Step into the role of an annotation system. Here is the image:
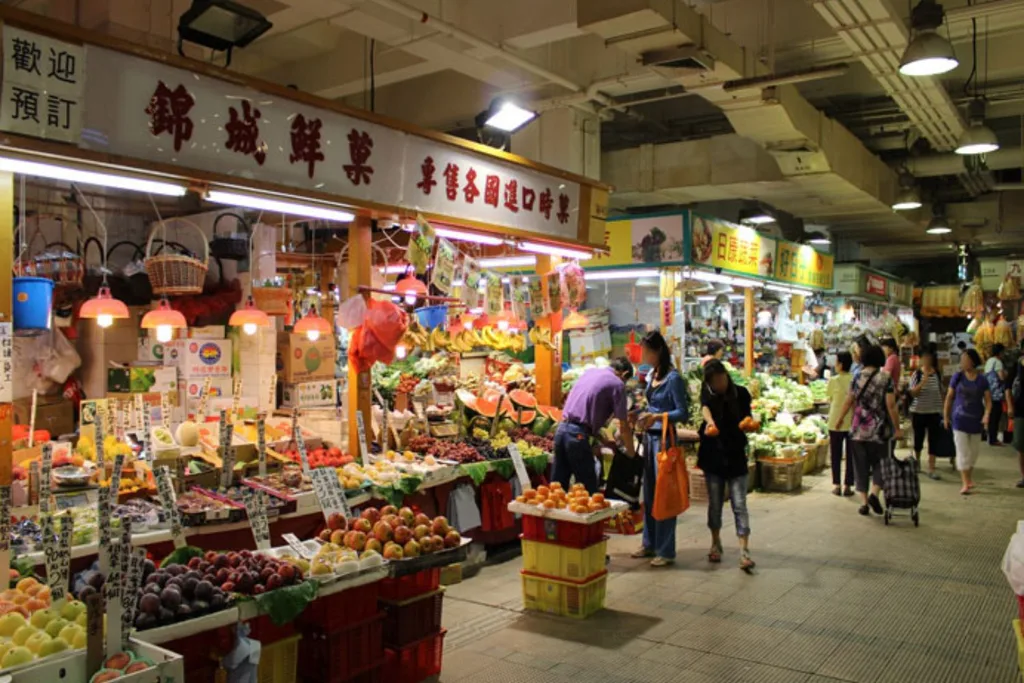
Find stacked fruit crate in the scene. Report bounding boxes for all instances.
[297,582,385,683]
[379,568,447,683]
[518,512,608,619]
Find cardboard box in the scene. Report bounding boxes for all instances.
[179,377,234,416]
[107,367,131,393]
[164,339,232,378]
[277,334,336,383]
[130,365,177,394]
[189,326,226,340]
[282,380,339,408]
[138,338,169,363]
[14,395,74,438]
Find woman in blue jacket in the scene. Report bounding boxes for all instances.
[632,331,689,567]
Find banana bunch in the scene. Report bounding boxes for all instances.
[479,327,526,353]
[528,326,558,350]
[429,328,450,351]
[449,329,482,353]
[401,317,430,350]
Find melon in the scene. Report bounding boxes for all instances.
[508,389,537,410]
[536,406,563,423]
[175,421,200,448]
[515,410,537,425]
[533,417,554,436]
[498,418,517,434]
[497,396,515,416]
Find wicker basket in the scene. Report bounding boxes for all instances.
[14,229,84,290]
[758,457,805,493]
[210,212,250,261]
[145,219,209,296]
[253,286,293,316]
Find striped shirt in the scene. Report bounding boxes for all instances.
[910,369,943,414]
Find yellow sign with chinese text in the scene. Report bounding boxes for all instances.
[774,242,834,289]
[689,215,775,278]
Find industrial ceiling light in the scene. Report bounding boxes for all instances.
[892,187,923,211]
[207,189,355,222]
[955,99,999,155]
[805,232,831,246]
[899,0,958,76]
[926,211,952,235]
[229,295,271,336]
[738,207,775,225]
[80,286,130,328]
[141,298,188,343]
[294,306,331,341]
[0,156,187,196]
[476,98,537,134]
[178,0,272,65]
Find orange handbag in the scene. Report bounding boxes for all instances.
[652,414,690,520]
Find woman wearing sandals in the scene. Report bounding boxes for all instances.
[909,347,945,480]
[632,331,689,567]
[944,348,991,495]
[698,360,755,571]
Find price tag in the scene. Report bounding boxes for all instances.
[121,548,145,649]
[49,515,72,607]
[309,467,350,520]
[132,394,142,430]
[141,408,152,463]
[97,487,112,572]
[104,538,122,603]
[257,413,267,478]
[0,323,12,404]
[197,377,213,420]
[218,409,230,450]
[0,486,10,553]
[28,462,38,507]
[268,373,278,409]
[232,377,242,421]
[28,389,38,447]
[85,592,104,675]
[244,490,271,550]
[155,466,186,548]
[40,514,61,600]
[161,392,171,429]
[39,443,53,514]
[116,400,126,441]
[110,454,125,497]
[356,411,369,464]
[507,444,532,493]
[373,389,389,451]
[221,446,237,490]
[295,428,310,476]
[282,533,314,558]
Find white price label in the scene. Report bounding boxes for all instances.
[309,467,350,520]
[39,443,53,513]
[0,486,10,553]
[507,444,532,493]
[95,416,105,470]
[133,394,144,430]
[268,373,278,409]
[104,538,122,603]
[232,377,242,420]
[42,514,70,604]
[244,490,271,550]
[141,409,152,463]
[97,486,112,549]
[198,377,213,420]
[161,392,171,428]
[221,446,237,489]
[295,429,310,476]
[110,454,125,497]
[257,414,267,478]
[155,466,186,547]
[356,411,369,464]
[0,323,12,403]
[218,409,229,448]
[282,533,314,559]
[121,548,145,649]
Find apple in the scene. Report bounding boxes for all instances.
[380,505,398,517]
[352,518,373,534]
[444,530,462,548]
[403,540,421,558]
[413,513,431,528]
[431,517,450,536]
[413,524,430,541]
[330,530,346,546]
[394,526,413,545]
[373,521,394,544]
[430,535,446,553]
[361,508,381,524]
[398,507,416,527]
[318,529,332,543]
[382,543,404,560]
[364,538,383,554]
[382,514,401,530]
[346,531,367,552]
[326,513,347,532]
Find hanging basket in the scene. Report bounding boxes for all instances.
[210,212,250,261]
[144,219,209,296]
[253,286,293,316]
[14,240,84,290]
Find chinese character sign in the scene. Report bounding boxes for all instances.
[0,27,85,143]
[689,215,775,278]
[774,242,834,289]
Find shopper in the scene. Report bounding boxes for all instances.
[702,339,725,367]
[851,335,870,381]
[944,349,992,495]
[834,344,902,516]
[909,347,945,480]
[1008,354,1024,487]
[632,331,688,567]
[827,351,854,496]
[553,357,636,493]
[881,338,902,389]
[698,360,755,571]
[984,343,1007,446]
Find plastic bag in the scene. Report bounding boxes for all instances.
[652,419,689,520]
[1002,526,1024,595]
[40,329,81,384]
[336,295,368,330]
[364,299,408,349]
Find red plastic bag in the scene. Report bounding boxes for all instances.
[364,299,408,348]
[652,416,689,520]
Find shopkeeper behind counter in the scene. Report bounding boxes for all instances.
[553,358,637,493]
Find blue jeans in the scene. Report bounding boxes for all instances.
[705,472,750,537]
[641,432,677,560]
[552,422,599,493]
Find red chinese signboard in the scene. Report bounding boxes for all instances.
[865,274,887,296]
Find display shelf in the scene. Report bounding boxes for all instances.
[16,528,174,566]
[134,606,241,645]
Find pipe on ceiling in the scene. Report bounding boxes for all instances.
[905,147,1024,177]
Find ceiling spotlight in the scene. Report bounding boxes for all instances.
[956,99,999,155]
[899,0,958,76]
[178,0,272,65]
[892,187,923,211]
[805,232,831,246]
[476,98,537,134]
[738,206,775,225]
[926,215,952,235]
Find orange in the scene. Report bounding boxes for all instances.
[536,486,550,497]
[515,496,526,503]
[35,587,50,603]
[24,584,42,597]
[592,493,605,504]
[542,500,556,509]
[588,502,603,512]
[549,482,563,491]
[522,489,536,500]
[24,599,45,613]
[11,594,28,606]
[15,578,37,593]
[0,590,17,602]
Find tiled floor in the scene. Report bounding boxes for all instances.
[440,443,1024,682]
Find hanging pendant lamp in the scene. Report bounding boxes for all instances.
[395,274,428,306]
[230,295,271,336]
[141,298,187,343]
[80,286,130,328]
[294,305,332,341]
[563,310,589,330]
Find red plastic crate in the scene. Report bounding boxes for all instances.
[299,612,384,683]
[379,567,441,602]
[381,589,444,648]
[299,580,380,632]
[247,613,297,643]
[521,514,604,549]
[384,629,447,683]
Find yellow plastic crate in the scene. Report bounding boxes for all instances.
[1015,620,1024,683]
[521,537,607,581]
[258,634,301,683]
[521,570,607,619]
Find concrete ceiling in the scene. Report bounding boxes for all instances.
[11,0,1024,274]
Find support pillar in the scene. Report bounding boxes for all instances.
[0,172,12,591]
[347,216,372,460]
[534,255,562,407]
[744,288,754,377]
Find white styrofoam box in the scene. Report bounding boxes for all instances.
[188,325,226,339]
[150,366,178,394]
[179,376,233,415]
[138,337,170,362]
[164,339,232,377]
[568,330,612,365]
[281,379,339,408]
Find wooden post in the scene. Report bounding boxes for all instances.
[347,217,373,460]
[534,255,562,407]
[0,172,12,594]
[791,294,805,320]
[744,287,754,377]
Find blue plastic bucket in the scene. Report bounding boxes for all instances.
[415,305,448,330]
[13,277,53,332]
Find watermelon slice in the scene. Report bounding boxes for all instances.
[497,396,515,416]
[508,389,537,410]
[474,397,501,419]
[456,389,478,407]
[537,405,563,422]
[515,410,537,425]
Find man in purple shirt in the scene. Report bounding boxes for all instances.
[553,357,637,493]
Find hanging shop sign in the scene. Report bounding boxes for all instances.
[590,212,687,267]
[0,26,85,143]
[775,241,834,289]
[978,257,1024,292]
[689,214,776,278]
[0,20,604,244]
[865,273,887,297]
[832,264,910,305]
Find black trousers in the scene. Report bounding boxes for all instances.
[911,412,942,455]
[829,430,854,487]
[985,400,1004,445]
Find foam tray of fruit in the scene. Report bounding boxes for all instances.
[508,486,628,525]
[211,486,294,518]
[175,490,245,526]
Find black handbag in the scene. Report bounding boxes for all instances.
[604,441,643,508]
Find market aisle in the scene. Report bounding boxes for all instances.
[439,443,1023,683]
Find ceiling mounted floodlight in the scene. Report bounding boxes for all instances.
[956,99,999,155]
[926,210,952,235]
[805,232,831,246]
[738,206,775,225]
[476,98,537,134]
[892,171,924,210]
[178,0,272,65]
[899,0,958,76]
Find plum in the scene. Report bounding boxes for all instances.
[139,593,161,616]
[182,578,199,599]
[194,580,214,602]
[209,593,226,609]
[144,584,161,596]
[192,600,210,613]
[160,587,182,611]
[134,613,156,630]
[176,604,192,617]
[142,559,156,579]
[158,607,174,623]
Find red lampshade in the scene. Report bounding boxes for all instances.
[80,286,129,326]
[475,313,491,328]
[294,308,332,340]
[495,310,515,331]
[141,298,187,330]
[229,296,271,330]
[395,275,428,304]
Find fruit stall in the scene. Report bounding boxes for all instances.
[0,5,619,682]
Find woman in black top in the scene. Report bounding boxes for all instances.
[698,360,755,571]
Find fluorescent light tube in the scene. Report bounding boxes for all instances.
[0,156,187,196]
[207,189,354,222]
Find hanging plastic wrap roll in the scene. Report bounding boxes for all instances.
[995,318,1015,347]
[974,316,995,359]
[999,274,1021,301]
[960,278,985,315]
